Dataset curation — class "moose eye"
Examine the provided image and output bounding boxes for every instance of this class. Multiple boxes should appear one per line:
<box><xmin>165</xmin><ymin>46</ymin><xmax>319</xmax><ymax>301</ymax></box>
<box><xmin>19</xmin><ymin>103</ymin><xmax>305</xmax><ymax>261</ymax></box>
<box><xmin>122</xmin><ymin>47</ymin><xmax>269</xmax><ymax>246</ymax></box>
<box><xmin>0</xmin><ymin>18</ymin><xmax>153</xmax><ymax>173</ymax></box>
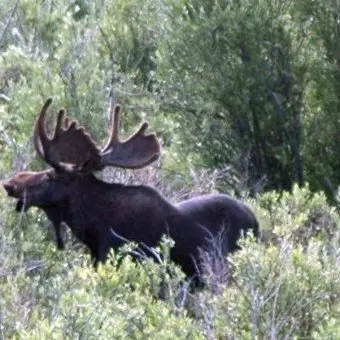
<box><xmin>46</xmin><ymin>172</ymin><xmax>55</xmax><ymax>180</ymax></box>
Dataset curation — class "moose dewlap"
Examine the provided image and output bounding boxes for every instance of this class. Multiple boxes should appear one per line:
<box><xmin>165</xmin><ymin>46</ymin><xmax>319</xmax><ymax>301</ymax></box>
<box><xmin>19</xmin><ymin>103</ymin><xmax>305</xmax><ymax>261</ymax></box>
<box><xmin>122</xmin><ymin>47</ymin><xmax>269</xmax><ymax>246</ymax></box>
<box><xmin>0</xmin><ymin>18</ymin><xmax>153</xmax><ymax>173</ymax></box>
<box><xmin>3</xmin><ymin>98</ymin><xmax>259</xmax><ymax>279</ymax></box>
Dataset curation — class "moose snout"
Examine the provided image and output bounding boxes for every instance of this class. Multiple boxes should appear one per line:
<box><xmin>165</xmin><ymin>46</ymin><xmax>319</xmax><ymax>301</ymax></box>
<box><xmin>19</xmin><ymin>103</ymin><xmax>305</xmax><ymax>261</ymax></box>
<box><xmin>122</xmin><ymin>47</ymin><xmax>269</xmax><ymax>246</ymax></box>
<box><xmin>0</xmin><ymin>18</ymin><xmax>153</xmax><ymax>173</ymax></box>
<box><xmin>3</xmin><ymin>182</ymin><xmax>15</xmax><ymax>196</ymax></box>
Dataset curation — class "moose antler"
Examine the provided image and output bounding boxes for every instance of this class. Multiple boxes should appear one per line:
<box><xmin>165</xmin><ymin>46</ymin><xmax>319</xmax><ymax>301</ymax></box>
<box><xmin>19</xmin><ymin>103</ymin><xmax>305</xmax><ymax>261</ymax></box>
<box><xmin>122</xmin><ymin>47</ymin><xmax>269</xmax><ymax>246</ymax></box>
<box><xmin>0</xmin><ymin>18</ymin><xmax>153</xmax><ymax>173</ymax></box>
<box><xmin>33</xmin><ymin>98</ymin><xmax>161</xmax><ymax>172</ymax></box>
<box><xmin>100</xmin><ymin>104</ymin><xmax>161</xmax><ymax>168</ymax></box>
<box><xmin>34</xmin><ymin>98</ymin><xmax>102</xmax><ymax>171</ymax></box>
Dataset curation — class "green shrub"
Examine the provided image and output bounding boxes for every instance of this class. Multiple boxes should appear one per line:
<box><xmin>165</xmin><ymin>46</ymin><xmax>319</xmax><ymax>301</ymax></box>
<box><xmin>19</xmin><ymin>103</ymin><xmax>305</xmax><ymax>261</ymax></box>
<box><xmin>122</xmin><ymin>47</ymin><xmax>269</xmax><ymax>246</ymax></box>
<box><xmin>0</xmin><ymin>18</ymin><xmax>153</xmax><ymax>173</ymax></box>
<box><xmin>2</xmin><ymin>173</ymin><xmax>340</xmax><ymax>339</ymax></box>
<box><xmin>258</xmin><ymin>184</ymin><xmax>340</xmax><ymax>251</ymax></box>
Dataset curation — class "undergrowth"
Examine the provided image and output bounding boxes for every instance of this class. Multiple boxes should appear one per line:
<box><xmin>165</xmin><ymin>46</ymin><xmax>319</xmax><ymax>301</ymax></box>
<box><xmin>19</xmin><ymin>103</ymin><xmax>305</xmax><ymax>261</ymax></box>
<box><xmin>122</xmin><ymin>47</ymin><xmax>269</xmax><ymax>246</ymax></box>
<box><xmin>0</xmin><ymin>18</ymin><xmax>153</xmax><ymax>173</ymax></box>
<box><xmin>0</xmin><ymin>173</ymin><xmax>339</xmax><ymax>339</ymax></box>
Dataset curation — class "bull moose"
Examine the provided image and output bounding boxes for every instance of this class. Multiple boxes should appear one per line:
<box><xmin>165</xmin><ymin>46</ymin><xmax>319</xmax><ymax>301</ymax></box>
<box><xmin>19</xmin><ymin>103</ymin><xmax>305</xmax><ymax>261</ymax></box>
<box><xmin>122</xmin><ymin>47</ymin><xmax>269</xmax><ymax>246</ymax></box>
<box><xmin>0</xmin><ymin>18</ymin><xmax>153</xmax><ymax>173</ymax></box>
<box><xmin>3</xmin><ymin>98</ymin><xmax>259</xmax><ymax>279</ymax></box>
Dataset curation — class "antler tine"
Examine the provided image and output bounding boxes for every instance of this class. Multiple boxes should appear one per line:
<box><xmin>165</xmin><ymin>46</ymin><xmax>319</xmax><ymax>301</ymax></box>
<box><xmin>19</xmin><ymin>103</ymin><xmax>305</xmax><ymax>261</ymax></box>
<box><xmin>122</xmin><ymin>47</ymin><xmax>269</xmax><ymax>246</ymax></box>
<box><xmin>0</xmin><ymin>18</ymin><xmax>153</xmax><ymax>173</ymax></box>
<box><xmin>34</xmin><ymin>98</ymin><xmax>54</xmax><ymax>162</ymax></box>
<box><xmin>54</xmin><ymin>109</ymin><xmax>66</xmax><ymax>137</ymax></box>
<box><xmin>100</xmin><ymin>104</ymin><xmax>161</xmax><ymax>169</ymax></box>
<box><xmin>102</xmin><ymin>104</ymin><xmax>121</xmax><ymax>152</ymax></box>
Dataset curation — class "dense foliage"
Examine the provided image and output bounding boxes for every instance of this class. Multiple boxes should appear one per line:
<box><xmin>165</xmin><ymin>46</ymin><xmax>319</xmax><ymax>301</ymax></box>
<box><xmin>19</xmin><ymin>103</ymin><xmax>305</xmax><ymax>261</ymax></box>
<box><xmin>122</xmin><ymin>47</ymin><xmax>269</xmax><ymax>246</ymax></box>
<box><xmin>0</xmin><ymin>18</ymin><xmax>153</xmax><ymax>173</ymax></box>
<box><xmin>1</xmin><ymin>0</ymin><xmax>340</xmax><ymax>338</ymax></box>
<box><xmin>1</xmin><ymin>178</ymin><xmax>339</xmax><ymax>338</ymax></box>
<box><xmin>2</xmin><ymin>0</ymin><xmax>340</xmax><ymax>197</ymax></box>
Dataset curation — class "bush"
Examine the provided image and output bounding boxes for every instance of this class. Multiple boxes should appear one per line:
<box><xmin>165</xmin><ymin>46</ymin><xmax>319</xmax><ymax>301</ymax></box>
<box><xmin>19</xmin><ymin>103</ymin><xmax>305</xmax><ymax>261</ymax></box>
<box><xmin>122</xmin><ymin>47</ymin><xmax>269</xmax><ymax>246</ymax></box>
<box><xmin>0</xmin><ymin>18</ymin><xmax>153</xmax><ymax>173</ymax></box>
<box><xmin>1</xmin><ymin>181</ymin><xmax>339</xmax><ymax>338</ymax></box>
<box><xmin>258</xmin><ymin>184</ymin><xmax>340</xmax><ymax>252</ymax></box>
<box><xmin>183</xmin><ymin>185</ymin><xmax>340</xmax><ymax>339</ymax></box>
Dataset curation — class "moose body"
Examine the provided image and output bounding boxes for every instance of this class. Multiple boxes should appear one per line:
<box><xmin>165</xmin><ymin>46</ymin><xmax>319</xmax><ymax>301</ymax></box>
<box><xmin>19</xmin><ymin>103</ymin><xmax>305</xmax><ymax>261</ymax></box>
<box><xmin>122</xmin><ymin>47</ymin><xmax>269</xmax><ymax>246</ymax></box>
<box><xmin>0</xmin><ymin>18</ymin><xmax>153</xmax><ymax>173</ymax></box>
<box><xmin>3</xmin><ymin>98</ymin><xmax>259</xmax><ymax>279</ymax></box>
<box><xmin>177</xmin><ymin>194</ymin><xmax>259</xmax><ymax>254</ymax></box>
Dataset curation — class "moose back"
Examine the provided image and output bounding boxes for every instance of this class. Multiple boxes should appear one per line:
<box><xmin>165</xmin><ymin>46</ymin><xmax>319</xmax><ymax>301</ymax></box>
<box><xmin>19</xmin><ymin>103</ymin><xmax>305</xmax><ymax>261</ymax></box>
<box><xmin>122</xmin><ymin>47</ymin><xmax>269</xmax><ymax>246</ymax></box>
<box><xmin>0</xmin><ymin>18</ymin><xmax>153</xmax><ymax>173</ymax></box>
<box><xmin>3</xmin><ymin>99</ymin><xmax>259</xmax><ymax>278</ymax></box>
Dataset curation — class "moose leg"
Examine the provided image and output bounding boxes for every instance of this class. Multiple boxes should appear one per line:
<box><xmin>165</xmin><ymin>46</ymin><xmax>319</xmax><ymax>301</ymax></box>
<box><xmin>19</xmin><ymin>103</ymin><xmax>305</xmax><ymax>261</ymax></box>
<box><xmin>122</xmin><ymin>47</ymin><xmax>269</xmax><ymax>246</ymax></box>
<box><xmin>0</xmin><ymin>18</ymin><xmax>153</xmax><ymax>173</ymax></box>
<box><xmin>54</xmin><ymin>222</ymin><xmax>66</xmax><ymax>250</ymax></box>
<box><xmin>90</xmin><ymin>234</ymin><xmax>116</xmax><ymax>269</ymax></box>
<box><xmin>42</xmin><ymin>206</ymin><xmax>66</xmax><ymax>250</ymax></box>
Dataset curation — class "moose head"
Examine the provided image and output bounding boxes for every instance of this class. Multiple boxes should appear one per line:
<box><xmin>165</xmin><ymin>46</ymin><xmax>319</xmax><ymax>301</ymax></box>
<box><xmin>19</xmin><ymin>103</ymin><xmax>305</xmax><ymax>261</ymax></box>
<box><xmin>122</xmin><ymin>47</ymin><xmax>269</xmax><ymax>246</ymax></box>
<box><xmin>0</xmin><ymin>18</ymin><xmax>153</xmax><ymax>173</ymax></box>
<box><xmin>3</xmin><ymin>98</ymin><xmax>259</xmax><ymax>279</ymax></box>
<box><xmin>4</xmin><ymin>98</ymin><xmax>160</xmax><ymax>208</ymax></box>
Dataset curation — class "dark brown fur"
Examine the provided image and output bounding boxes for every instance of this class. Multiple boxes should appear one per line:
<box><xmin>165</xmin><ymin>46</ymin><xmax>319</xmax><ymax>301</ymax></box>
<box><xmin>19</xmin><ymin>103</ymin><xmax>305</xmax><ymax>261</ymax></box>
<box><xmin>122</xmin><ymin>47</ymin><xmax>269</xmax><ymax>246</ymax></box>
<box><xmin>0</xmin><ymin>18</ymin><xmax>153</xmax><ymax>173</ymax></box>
<box><xmin>4</xmin><ymin>170</ymin><xmax>259</xmax><ymax>278</ymax></box>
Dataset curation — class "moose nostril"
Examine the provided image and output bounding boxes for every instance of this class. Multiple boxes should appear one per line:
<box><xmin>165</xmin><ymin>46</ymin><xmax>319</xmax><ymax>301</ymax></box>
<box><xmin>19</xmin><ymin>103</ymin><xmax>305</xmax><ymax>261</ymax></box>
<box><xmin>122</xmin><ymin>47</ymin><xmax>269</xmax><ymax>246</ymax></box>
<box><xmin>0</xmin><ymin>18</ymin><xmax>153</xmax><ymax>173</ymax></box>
<box><xmin>3</xmin><ymin>183</ymin><xmax>14</xmax><ymax>196</ymax></box>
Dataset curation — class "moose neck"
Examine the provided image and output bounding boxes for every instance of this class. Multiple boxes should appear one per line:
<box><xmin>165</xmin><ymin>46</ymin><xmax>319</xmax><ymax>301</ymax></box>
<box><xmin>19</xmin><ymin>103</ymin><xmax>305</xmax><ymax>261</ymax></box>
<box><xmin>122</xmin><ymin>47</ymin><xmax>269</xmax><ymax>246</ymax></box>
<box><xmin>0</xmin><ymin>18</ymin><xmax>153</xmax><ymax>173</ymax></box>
<box><xmin>62</xmin><ymin>172</ymin><xmax>127</xmax><ymax>224</ymax></box>
<box><xmin>72</xmin><ymin>172</ymin><xmax>124</xmax><ymax>193</ymax></box>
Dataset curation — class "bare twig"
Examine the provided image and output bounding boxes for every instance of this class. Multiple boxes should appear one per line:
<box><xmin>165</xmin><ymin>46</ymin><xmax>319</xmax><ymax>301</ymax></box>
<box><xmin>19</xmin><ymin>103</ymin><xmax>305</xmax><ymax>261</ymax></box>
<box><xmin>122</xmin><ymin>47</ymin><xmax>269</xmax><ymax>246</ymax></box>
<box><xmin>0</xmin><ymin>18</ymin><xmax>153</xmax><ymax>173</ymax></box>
<box><xmin>0</xmin><ymin>0</ymin><xmax>20</xmax><ymax>50</ymax></box>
